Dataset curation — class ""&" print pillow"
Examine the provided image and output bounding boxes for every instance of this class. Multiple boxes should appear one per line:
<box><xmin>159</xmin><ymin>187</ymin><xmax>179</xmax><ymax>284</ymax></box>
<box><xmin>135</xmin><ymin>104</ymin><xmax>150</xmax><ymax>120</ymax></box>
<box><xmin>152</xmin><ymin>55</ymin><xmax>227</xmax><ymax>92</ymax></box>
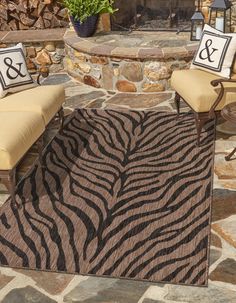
<box><xmin>0</xmin><ymin>43</ymin><xmax>36</xmax><ymax>99</ymax></box>
<box><xmin>191</xmin><ymin>24</ymin><xmax>236</xmax><ymax>78</ymax></box>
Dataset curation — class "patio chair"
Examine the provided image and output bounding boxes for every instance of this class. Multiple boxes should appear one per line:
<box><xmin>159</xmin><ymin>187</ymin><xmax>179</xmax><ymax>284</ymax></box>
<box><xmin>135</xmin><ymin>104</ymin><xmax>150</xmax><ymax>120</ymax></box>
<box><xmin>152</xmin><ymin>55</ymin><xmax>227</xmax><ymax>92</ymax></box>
<box><xmin>171</xmin><ymin>60</ymin><xmax>236</xmax><ymax>146</ymax></box>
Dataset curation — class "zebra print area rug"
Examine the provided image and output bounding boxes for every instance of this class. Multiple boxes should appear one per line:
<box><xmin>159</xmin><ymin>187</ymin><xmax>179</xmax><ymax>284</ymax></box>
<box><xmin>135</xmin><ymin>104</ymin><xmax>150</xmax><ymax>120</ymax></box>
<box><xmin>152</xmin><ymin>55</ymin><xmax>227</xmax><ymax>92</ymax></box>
<box><xmin>0</xmin><ymin>109</ymin><xmax>215</xmax><ymax>286</ymax></box>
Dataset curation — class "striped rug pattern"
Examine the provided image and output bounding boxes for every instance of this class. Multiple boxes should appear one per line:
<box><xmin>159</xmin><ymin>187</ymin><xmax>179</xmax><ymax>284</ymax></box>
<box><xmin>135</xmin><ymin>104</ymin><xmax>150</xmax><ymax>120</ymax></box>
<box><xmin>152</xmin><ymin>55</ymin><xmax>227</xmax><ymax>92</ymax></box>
<box><xmin>0</xmin><ymin>109</ymin><xmax>215</xmax><ymax>286</ymax></box>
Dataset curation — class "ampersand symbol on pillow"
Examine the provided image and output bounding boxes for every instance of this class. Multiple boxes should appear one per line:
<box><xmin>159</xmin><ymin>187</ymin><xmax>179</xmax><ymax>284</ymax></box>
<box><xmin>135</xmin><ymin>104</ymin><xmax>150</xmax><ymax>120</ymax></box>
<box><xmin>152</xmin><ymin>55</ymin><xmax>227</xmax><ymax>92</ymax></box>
<box><xmin>199</xmin><ymin>39</ymin><xmax>218</xmax><ymax>63</ymax></box>
<box><xmin>4</xmin><ymin>57</ymin><xmax>27</xmax><ymax>80</ymax></box>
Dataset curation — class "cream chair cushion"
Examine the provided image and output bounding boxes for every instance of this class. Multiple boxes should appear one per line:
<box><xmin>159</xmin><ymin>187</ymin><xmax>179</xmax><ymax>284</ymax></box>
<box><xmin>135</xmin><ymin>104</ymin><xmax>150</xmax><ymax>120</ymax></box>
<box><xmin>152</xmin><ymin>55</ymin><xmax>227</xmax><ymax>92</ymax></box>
<box><xmin>171</xmin><ymin>69</ymin><xmax>236</xmax><ymax>112</ymax></box>
<box><xmin>0</xmin><ymin>111</ymin><xmax>45</xmax><ymax>170</ymax></box>
<box><xmin>0</xmin><ymin>85</ymin><xmax>65</xmax><ymax>125</ymax></box>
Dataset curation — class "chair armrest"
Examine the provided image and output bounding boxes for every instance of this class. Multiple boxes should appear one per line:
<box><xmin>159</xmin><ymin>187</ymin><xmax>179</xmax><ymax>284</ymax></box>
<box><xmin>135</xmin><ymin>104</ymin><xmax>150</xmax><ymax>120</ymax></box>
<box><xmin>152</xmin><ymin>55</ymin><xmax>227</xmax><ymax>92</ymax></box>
<box><xmin>211</xmin><ymin>78</ymin><xmax>236</xmax><ymax>87</ymax></box>
<box><xmin>32</xmin><ymin>65</ymin><xmax>49</xmax><ymax>85</ymax></box>
<box><xmin>208</xmin><ymin>78</ymin><xmax>236</xmax><ymax>117</ymax></box>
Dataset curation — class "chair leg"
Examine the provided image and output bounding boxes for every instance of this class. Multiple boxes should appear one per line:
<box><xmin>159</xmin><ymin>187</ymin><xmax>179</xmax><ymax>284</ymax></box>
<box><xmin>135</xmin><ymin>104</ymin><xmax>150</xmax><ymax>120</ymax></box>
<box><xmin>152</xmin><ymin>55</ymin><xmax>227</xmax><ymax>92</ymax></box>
<box><xmin>0</xmin><ymin>168</ymin><xmax>18</xmax><ymax>208</ymax></box>
<box><xmin>194</xmin><ymin>113</ymin><xmax>211</xmax><ymax>146</ymax></box>
<box><xmin>225</xmin><ymin>147</ymin><xmax>236</xmax><ymax>161</ymax></box>
<box><xmin>36</xmin><ymin>135</ymin><xmax>44</xmax><ymax>166</ymax></box>
<box><xmin>58</xmin><ymin>107</ymin><xmax>65</xmax><ymax>131</ymax></box>
<box><xmin>174</xmin><ymin>92</ymin><xmax>181</xmax><ymax>116</ymax></box>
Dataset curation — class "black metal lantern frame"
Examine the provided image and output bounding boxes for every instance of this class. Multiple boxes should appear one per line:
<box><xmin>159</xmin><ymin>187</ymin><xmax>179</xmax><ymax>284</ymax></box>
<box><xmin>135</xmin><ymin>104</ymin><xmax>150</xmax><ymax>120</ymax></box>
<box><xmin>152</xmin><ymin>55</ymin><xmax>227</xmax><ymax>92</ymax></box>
<box><xmin>208</xmin><ymin>0</ymin><xmax>233</xmax><ymax>33</ymax></box>
<box><xmin>190</xmin><ymin>0</ymin><xmax>205</xmax><ymax>41</ymax></box>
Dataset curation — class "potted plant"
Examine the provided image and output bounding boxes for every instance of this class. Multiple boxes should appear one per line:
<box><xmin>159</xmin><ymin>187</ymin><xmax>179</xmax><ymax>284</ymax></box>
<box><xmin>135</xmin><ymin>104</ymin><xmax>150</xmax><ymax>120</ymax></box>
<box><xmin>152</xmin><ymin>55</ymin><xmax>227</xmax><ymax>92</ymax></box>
<box><xmin>63</xmin><ymin>0</ymin><xmax>117</xmax><ymax>37</ymax></box>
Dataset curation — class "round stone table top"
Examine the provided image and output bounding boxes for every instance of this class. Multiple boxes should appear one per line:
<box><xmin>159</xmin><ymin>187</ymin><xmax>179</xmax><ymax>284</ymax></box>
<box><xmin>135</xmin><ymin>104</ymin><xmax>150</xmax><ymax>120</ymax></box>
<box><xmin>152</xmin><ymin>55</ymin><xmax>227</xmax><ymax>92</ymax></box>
<box><xmin>221</xmin><ymin>102</ymin><xmax>236</xmax><ymax>124</ymax></box>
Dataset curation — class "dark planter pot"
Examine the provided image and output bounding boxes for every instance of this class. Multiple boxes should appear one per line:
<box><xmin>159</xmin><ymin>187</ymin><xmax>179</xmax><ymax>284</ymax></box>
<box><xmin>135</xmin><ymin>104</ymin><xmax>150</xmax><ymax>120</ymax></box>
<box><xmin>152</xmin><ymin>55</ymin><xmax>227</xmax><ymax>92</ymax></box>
<box><xmin>70</xmin><ymin>15</ymin><xmax>99</xmax><ymax>38</ymax></box>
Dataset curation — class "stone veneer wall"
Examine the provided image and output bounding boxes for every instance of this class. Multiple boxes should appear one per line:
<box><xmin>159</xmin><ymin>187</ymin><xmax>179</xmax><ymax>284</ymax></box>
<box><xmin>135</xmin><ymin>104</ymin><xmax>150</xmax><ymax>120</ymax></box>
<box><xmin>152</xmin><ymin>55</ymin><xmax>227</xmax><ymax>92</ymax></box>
<box><xmin>24</xmin><ymin>41</ymin><xmax>65</xmax><ymax>74</ymax></box>
<box><xmin>64</xmin><ymin>43</ymin><xmax>194</xmax><ymax>93</ymax></box>
<box><xmin>0</xmin><ymin>42</ymin><xmax>65</xmax><ymax>74</ymax></box>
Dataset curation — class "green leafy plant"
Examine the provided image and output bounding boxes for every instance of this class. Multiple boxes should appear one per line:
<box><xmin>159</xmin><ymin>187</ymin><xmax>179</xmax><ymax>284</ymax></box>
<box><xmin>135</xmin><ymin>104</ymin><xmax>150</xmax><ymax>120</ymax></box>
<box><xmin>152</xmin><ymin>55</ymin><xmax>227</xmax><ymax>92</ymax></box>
<box><xmin>62</xmin><ymin>0</ymin><xmax>117</xmax><ymax>23</ymax></box>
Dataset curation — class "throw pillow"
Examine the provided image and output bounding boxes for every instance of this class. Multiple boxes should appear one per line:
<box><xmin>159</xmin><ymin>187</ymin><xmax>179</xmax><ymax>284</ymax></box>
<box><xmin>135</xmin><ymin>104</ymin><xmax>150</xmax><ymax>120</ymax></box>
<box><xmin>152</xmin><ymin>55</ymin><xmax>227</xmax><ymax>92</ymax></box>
<box><xmin>0</xmin><ymin>43</ymin><xmax>36</xmax><ymax>99</ymax></box>
<box><xmin>191</xmin><ymin>24</ymin><xmax>236</xmax><ymax>78</ymax></box>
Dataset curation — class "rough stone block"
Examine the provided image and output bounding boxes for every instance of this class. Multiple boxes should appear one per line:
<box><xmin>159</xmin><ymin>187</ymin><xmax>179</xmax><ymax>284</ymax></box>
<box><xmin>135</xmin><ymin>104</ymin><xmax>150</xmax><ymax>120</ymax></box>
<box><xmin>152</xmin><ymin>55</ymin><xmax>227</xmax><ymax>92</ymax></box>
<box><xmin>116</xmin><ymin>80</ymin><xmax>137</xmax><ymax>92</ymax></box>
<box><xmin>2</xmin><ymin>286</ymin><xmax>57</xmax><ymax>303</ymax></box>
<box><xmin>84</xmin><ymin>75</ymin><xmax>101</xmax><ymax>88</ymax></box>
<box><xmin>35</xmin><ymin>49</ymin><xmax>52</xmax><ymax>65</ymax></box>
<box><xmin>144</xmin><ymin>62</ymin><xmax>171</xmax><ymax>81</ymax></box>
<box><xmin>26</xmin><ymin>46</ymin><xmax>36</xmax><ymax>58</ymax></box>
<box><xmin>102</xmin><ymin>66</ymin><xmax>114</xmax><ymax>90</ymax></box>
<box><xmin>142</xmin><ymin>83</ymin><xmax>165</xmax><ymax>92</ymax></box>
<box><xmin>121</xmin><ymin>62</ymin><xmax>143</xmax><ymax>82</ymax></box>
<box><xmin>90</xmin><ymin>56</ymin><xmax>109</xmax><ymax>65</ymax></box>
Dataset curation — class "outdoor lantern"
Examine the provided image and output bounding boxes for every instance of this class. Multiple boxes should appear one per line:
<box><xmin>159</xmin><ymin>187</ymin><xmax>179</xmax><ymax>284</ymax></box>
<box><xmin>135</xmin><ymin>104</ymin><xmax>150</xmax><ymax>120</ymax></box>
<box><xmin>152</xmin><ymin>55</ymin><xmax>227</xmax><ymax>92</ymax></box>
<box><xmin>190</xmin><ymin>0</ymin><xmax>205</xmax><ymax>41</ymax></box>
<box><xmin>208</xmin><ymin>0</ymin><xmax>233</xmax><ymax>33</ymax></box>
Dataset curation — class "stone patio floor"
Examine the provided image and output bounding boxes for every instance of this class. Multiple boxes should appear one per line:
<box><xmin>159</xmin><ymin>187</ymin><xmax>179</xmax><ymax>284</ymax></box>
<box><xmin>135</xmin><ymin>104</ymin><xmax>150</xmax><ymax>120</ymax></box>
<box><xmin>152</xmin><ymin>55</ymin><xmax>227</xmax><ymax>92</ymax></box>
<box><xmin>0</xmin><ymin>73</ymin><xmax>236</xmax><ymax>303</ymax></box>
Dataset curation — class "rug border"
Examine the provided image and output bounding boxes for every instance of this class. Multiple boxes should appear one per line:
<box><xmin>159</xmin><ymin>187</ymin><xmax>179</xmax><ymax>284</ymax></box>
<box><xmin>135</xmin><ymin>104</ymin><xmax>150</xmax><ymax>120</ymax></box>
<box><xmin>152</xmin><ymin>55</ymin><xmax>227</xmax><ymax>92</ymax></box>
<box><xmin>0</xmin><ymin>263</ymin><xmax>209</xmax><ymax>288</ymax></box>
<box><xmin>205</xmin><ymin>118</ymin><xmax>216</xmax><ymax>287</ymax></box>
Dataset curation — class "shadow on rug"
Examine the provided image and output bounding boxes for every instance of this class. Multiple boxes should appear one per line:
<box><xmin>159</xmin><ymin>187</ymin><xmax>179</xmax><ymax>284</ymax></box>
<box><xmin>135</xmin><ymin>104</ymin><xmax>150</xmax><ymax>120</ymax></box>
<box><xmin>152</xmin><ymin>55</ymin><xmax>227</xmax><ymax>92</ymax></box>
<box><xmin>0</xmin><ymin>109</ymin><xmax>215</xmax><ymax>286</ymax></box>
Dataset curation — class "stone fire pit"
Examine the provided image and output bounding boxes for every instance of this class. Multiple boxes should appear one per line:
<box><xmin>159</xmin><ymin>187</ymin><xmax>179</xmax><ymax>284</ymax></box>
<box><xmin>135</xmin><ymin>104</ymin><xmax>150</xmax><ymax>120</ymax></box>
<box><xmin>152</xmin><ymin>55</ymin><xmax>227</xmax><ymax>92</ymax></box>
<box><xmin>64</xmin><ymin>30</ymin><xmax>198</xmax><ymax>92</ymax></box>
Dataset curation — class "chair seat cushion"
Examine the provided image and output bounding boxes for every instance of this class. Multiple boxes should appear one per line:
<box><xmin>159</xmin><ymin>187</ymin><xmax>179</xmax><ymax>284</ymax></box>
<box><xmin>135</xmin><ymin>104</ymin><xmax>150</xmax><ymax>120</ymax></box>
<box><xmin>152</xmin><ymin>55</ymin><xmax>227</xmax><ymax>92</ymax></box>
<box><xmin>171</xmin><ymin>69</ymin><xmax>236</xmax><ymax>112</ymax></box>
<box><xmin>0</xmin><ymin>111</ymin><xmax>45</xmax><ymax>170</ymax></box>
<box><xmin>0</xmin><ymin>85</ymin><xmax>65</xmax><ymax>125</ymax></box>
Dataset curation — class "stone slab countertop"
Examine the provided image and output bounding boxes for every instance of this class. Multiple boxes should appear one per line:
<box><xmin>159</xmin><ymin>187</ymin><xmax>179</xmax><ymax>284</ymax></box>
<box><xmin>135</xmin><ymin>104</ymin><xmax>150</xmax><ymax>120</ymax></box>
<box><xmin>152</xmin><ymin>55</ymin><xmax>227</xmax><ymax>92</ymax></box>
<box><xmin>64</xmin><ymin>30</ymin><xmax>199</xmax><ymax>60</ymax></box>
<box><xmin>0</xmin><ymin>28</ymin><xmax>66</xmax><ymax>44</ymax></box>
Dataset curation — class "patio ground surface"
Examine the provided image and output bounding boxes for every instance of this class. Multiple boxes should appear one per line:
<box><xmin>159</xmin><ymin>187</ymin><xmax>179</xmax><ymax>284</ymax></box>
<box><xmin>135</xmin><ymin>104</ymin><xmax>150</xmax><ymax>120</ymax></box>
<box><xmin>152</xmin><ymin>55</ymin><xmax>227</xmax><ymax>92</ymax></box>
<box><xmin>0</xmin><ymin>73</ymin><xmax>236</xmax><ymax>303</ymax></box>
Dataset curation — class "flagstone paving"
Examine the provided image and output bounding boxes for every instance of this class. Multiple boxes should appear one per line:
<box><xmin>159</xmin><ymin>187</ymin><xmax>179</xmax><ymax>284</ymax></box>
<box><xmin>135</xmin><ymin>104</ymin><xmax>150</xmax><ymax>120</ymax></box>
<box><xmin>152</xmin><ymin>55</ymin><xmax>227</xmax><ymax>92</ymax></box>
<box><xmin>0</xmin><ymin>73</ymin><xmax>236</xmax><ymax>303</ymax></box>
